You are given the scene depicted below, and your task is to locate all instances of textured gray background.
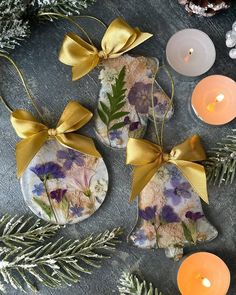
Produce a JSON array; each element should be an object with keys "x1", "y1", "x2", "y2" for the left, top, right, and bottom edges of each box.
[{"x1": 0, "y1": 0, "x2": 236, "y2": 294}]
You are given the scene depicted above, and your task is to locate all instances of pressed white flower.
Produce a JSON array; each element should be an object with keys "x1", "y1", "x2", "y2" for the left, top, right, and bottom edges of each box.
[
  {"x1": 99, "y1": 68, "x2": 119, "y2": 86},
  {"x1": 90, "y1": 179, "x2": 107, "y2": 196},
  {"x1": 153, "y1": 166, "x2": 170, "y2": 187}
]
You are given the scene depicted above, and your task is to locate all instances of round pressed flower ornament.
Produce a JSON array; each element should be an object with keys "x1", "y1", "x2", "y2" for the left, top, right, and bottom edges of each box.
[
  {"x1": 21, "y1": 140, "x2": 108, "y2": 225},
  {"x1": 0, "y1": 53, "x2": 108, "y2": 225}
]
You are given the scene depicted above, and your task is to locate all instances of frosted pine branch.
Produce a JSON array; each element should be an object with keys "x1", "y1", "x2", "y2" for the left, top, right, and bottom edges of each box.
[
  {"x1": 35, "y1": 0, "x2": 96, "y2": 15},
  {"x1": 0, "y1": 227, "x2": 122, "y2": 293},
  {"x1": 0, "y1": 215, "x2": 60, "y2": 248},
  {"x1": 204, "y1": 129, "x2": 236, "y2": 186},
  {"x1": 0, "y1": 0, "x2": 96, "y2": 53},
  {"x1": 118, "y1": 272, "x2": 163, "y2": 295},
  {"x1": 0, "y1": 20, "x2": 29, "y2": 52}
]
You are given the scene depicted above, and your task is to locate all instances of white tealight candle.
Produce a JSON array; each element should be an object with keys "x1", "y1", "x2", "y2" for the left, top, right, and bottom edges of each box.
[{"x1": 166, "y1": 29, "x2": 216, "y2": 77}]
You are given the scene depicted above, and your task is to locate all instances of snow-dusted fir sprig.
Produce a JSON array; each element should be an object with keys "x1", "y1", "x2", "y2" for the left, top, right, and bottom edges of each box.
[
  {"x1": 35, "y1": 0, "x2": 96, "y2": 15},
  {"x1": 204, "y1": 129, "x2": 236, "y2": 186},
  {"x1": 0, "y1": 0, "x2": 30, "y2": 52},
  {"x1": 0, "y1": 20, "x2": 29, "y2": 52},
  {"x1": 118, "y1": 272, "x2": 163, "y2": 295},
  {"x1": 0, "y1": 227, "x2": 122, "y2": 293},
  {"x1": 0, "y1": 0, "x2": 96, "y2": 53},
  {"x1": 0, "y1": 215, "x2": 60, "y2": 248}
]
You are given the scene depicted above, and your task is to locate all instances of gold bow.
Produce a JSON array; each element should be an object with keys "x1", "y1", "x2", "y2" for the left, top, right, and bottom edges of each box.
[
  {"x1": 11, "y1": 101, "x2": 101, "y2": 178},
  {"x1": 126, "y1": 135, "x2": 209, "y2": 204},
  {"x1": 59, "y1": 18, "x2": 153, "y2": 80}
]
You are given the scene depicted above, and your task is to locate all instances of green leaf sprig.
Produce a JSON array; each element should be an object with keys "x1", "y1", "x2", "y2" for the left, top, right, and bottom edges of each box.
[{"x1": 98, "y1": 66, "x2": 129, "y2": 132}]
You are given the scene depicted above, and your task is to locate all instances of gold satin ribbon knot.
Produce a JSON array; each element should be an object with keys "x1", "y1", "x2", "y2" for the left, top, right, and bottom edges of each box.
[
  {"x1": 59, "y1": 18, "x2": 153, "y2": 80},
  {"x1": 126, "y1": 135, "x2": 209, "y2": 204},
  {"x1": 11, "y1": 101, "x2": 101, "y2": 178}
]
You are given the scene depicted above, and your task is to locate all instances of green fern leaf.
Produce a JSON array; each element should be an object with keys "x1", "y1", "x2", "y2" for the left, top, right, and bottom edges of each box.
[
  {"x1": 110, "y1": 122, "x2": 127, "y2": 131},
  {"x1": 110, "y1": 111, "x2": 130, "y2": 121},
  {"x1": 100, "y1": 101, "x2": 110, "y2": 116},
  {"x1": 98, "y1": 66, "x2": 129, "y2": 132},
  {"x1": 97, "y1": 108, "x2": 108, "y2": 125}
]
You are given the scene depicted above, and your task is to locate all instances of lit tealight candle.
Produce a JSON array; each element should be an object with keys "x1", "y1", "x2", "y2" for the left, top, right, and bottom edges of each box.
[
  {"x1": 177, "y1": 252, "x2": 230, "y2": 295},
  {"x1": 166, "y1": 29, "x2": 216, "y2": 77},
  {"x1": 192, "y1": 75, "x2": 236, "y2": 125}
]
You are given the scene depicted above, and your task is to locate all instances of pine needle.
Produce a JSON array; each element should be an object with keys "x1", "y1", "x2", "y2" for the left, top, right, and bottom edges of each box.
[
  {"x1": 0, "y1": 227, "x2": 122, "y2": 293},
  {"x1": 0, "y1": 0, "x2": 97, "y2": 53},
  {"x1": 0, "y1": 214, "x2": 60, "y2": 248},
  {"x1": 204, "y1": 129, "x2": 236, "y2": 186},
  {"x1": 118, "y1": 272, "x2": 163, "y2": 295}
]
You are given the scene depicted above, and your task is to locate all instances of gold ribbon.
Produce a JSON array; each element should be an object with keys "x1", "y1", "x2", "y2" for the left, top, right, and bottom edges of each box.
[
  {"x1": 59, "y1": 18, "x2": 153, "y2": 80},
  {"x1": 11, "y1": 101, "x2": 101, "y2": 178},
  {"x1": 126, "y1": 135, "x2": 209, "y2": 204}
]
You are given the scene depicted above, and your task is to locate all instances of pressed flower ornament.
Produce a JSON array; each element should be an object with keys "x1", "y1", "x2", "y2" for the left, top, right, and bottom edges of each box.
[
  {"x1": 59, "y1": 17, "x2": 173, "y2": 149},
  {"x1": 0, "y1": 54, "x2": 108, "y2": 225},
  {"x1": 126, "y1": 69, "x2": 218, "y2": 260}
]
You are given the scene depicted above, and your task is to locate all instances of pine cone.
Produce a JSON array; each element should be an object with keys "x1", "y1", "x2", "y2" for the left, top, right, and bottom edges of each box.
[{"x1": 178, "y1": 0, "x2": 231, "y2": 17}]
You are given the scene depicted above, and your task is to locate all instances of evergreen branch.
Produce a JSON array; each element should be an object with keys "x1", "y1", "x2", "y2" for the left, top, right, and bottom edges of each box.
[
  {"x1": 118, "y1": 272, "x2": 163, "y2": 295},
  {"x1": 98, "y1": 66, "x2": 129, "y2": 131},
  {"x1": 0, "y1": 215, "x2": 60, "y2": 248},
  {"x1": 36, "y1": 0, "x2": 97, "y2": 16},
  {"x1": 0, "y1": 0, "x2": 96, "y2": 53},
  {"x1": 0, "y1": 20, "x2": 29, "y2": 53},
  {"x1": 203, "y1": 129, "x2": 236, "y2": 186},
  {"x1": 0, "y1": 227, "x2": 122, "y2": 293}
]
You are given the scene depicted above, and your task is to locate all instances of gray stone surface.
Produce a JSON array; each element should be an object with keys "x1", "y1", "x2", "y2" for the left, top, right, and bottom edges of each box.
[{"x1": 0, "y1": 1, "x2": 236, "y2": 294}]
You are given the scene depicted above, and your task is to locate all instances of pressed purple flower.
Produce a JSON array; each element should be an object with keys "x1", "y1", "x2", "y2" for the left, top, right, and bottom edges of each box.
[
  {"x1": 169, "y1": 166, "x2": 182, "y2": 185},
  {"x1": 57, "y1": 149, "x2": 85, "y2": 170},
  {"x1": 70, "y1": 205, "x2": 84, "y2": 217},
  {"x1": 128, "y1": 82, "x2": 157, "y2": 114},
  {"x1": 161, "y1": 205, "x2": 180, "y2": 223},
  {"x1": 133, "y1": 229, "x2": 147, "y2": 245},
  {"x1": 124, "y1": 116, "x2": 131, "y2": 125},
  {"x1": 32, "y1": 183, "x2": 45, "y2": 196},
  {"x1": 124, "y1": 116, "x2": 139, "y2": 131},
  {"x1": 185, "y1": 211, "x2": 204, "y2": 221},
  {"x1": 31, "y1": 162, "x2": 65, "y2": 181},
  {"x1": 129, "y1": 122, "x2": 139, "y2": 131},
  {"x1": 164, "y1": 177, "x2": 191, "y2": 205},
  {"x1": 50, "y1": 189, "x2": 67, "y2": 203},
  {"x1": 156, "y1": 100, "x2": 168, "y2": 115},
  {"x1": 109, "y1": 130, "x2": 122, "y2": 141},
  {"x1": 139, "y1": 206, "x2": 157, "y2": 221}
]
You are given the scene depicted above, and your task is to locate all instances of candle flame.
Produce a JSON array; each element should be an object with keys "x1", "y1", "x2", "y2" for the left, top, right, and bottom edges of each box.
[
  {"x1": 207, "y1": 93, "x2": 225, "y2": 112},
  {"x1": 216, "y1": 93, "x2": 225, "y2": 102},
  {"x1": 202, "y1": 277, "x2": 211, "y2": 288},
  {"x1": 184, "y1": 48, "x2": 194, "y2": 63},
  {"x1": 189, "y1": 48, "x2": 194, "y2": 55}
]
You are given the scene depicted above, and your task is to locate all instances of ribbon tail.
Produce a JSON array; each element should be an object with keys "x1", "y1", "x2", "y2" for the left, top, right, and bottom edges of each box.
[
  {"x1": 16, "y1": 131, "x2": 48, "y2": 178},
  {"x1": 72, "y1": 56, "x2": 99, "y2": 80},
  {"x1": 170, "y1": 160, "x2": 209, "y2": 204},
  {"x1": 129, "y1": 161, "x2": 161, "y2": 202},
  {"x1": 56, "y1": 133, "x2": 101, "y2": 158}
]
